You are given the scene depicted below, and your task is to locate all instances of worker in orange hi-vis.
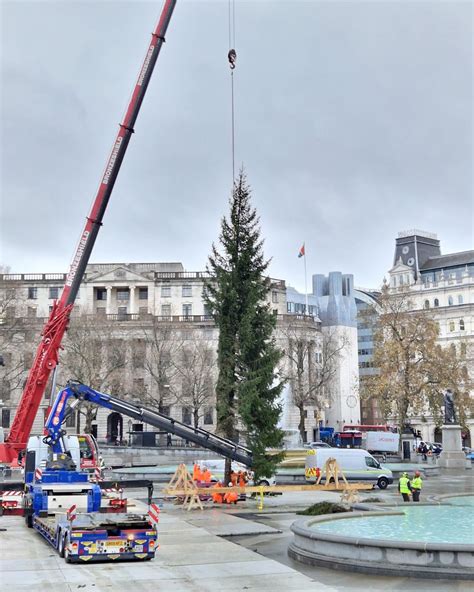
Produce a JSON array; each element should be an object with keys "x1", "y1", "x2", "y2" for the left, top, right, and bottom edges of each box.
[
  {"x1": 237, "y1": 471, "x2": 247, "y2": 487},
  {"x1": 193, "y1": 463, "x2": 201, "y2": 482},
  {"x1": 230, "y1": 470, "x2": 238, "y2": 486},
  {"x1": 212, "y1": 481, "x2": 224, "y2": 504},
  {"x1": 224, "y1": 482, "x2": 238, "y2": 505},
  {"x1": 200, "y1": 466, "x2": 212, "y2": 483}
]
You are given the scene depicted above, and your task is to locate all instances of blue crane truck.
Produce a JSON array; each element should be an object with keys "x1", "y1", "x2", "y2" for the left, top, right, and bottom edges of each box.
[
  {"x1": 21, "y1": 379, "x2": 253, "y2": 563},
  {"x1": 23, "y1": 449, "x2": 159, "y2": 563}
]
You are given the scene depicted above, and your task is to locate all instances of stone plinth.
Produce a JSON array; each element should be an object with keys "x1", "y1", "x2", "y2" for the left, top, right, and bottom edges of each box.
[{"x1": 438, "y1": 425, "x2": 466, "y2": 469}]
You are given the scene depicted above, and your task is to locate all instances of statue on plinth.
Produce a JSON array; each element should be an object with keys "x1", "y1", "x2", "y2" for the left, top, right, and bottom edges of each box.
[{"x1": 443, "y1": 389, "x2": 456, "y2": 424}]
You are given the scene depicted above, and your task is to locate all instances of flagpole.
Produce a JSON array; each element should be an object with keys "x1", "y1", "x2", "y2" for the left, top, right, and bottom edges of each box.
[{"x1": 304, "y1": 242, "x2": 308, "y2": 314}]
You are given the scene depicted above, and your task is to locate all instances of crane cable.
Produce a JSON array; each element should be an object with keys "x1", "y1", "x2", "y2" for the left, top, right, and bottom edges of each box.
[{"x1": 227, "y1": 0, "x2": 236, "y2": 182}]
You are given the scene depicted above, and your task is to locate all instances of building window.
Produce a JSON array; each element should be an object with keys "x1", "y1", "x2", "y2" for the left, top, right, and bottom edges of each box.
[
  {"x1": 96, "y1": 307, "x2": 106, "y2": 316},
  {"x1": 49, "y1": 287, "x2": 59, "y2": 299},
  {"x1": 399, "y1": 275, "x2": 404, "y2": 286},
  {"x1": 161, "y1": 304, "x2": 171, "y2": 317},
  {"x1": 161, "y1": 405, "x2": 171, "y2": 417},
  {"x1": 449, "y1": 321, "x2": 455, "y2": 332},
  {"x1": 459, "y1": 319, "x2": 465, "y2": 331},
  {"x1": 458, "y1": 295, "x2": 463, "y2": 305},
  {"x1": 116, "y1": 288, "x2": 130, "y2": 301},
  {"x1": 182, "y1": 285, "x2": 192, "y2": 297},
  {"x1": 117, "y1": 306, "x2": 128, "y2": 319},
  {"x1": 49, "y1": 305, "x2": 54, "y2": 314},
  {"x1": 182, "y1": 406, "x2": 192, "y2": 425},
  {"x1": 434, "y1": 299, "x2": 439, "y2": 307},
  {"x1": 96, "y1": 288, "x2": 107, "y2": 301},
  {"x1": 203, "y1": 407, "x2": 213, "y2": 425},
  {"x1": 203, "y1": 305, "x2": 212, "y2": 319},
  {"x1": 448, "y1": 296, "x2": 453, "y2": 306},
  {"x1": 139, "y1": 306, "x2": 148, "y2": 316},
  {"x1": 182, "y1": 304, "x2": 192, "y2": 318},
  {"x1": 161, "y1": 286, "x2": 171, "y2": 298},
  {"x1": 272, "y1": 291, "x2": 278, "y2": 303},
  {"x1": 1, "y1": 409, "x2": 10, "y2": 428},
  {"x1": 424, "y1": 300, "x2": 430, "y2": 309},
  {"x1": 27, "y1": 306, "x2": 37, "y2": 318},
  {"x1": 27, "y1": 287, "x2": 38, "y2": 299},
  {"x1": 287, "y1": 302, "x2": 294, "y2": 313},
  {"x1": 138, "y1": 287, "x2": 148, "y2": 300}
]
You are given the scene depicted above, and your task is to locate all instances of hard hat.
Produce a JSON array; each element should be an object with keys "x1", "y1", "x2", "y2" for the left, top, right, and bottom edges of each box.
[
  {"x1": 402, "y1": 472, "x2": 408, "y2": 477},
  {"x1": 228, "y1": 482, "x2": 233, "y2": 487}
]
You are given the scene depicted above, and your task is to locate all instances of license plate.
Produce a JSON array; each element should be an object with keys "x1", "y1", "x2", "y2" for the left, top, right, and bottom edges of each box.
[{"x1": 134, "y1": 545, "x2": 143, "y2": 552}]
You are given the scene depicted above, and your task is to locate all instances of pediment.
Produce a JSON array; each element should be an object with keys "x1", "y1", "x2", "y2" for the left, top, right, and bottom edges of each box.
[
  {"x1": 86, "y1": 265, "x2": 152, "y2": 283},
  {"x1": 388, "y1": 257, "x2": 413, "y2": 275}
]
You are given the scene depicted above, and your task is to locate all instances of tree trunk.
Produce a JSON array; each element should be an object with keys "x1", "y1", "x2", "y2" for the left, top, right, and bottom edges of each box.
[
  {"x1": 193, "y1": 407, "x2": 199, "y2": 429},
  {"x1": 298, "y1": 404, "x2": 306, "y2": 443}
]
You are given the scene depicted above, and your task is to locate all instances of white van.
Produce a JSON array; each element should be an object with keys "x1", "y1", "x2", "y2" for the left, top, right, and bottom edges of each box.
[{"x1": 305, "y1": 448, "x2": 393, "y2": 489}]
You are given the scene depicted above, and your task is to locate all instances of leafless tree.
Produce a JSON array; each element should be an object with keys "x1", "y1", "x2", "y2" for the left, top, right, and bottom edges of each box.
[
  {"x1": 0, "y1": 279, "x2": 29, "y2": 416},
  {"x1": 171, "y1": 341, "x2": 216, "y2": 428},
  {"x1": 281, "y1": 320, "x2": 347, "y2": 441},
  {"x1": 143, "y1": 319, "x2": 180, "y2": 413},
  {"x1": 59, "y1": 316, "x2": 126, "y2": 433}
]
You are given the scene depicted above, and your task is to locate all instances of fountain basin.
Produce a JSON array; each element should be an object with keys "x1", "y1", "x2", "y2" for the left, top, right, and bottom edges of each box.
[{"x1": 289, "y1": 505, "x2": 474, "y2": 580}]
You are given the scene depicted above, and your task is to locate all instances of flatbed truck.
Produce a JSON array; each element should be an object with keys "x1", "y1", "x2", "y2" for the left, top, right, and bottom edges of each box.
[{"x1": 23, "y1": 457, "x2": 159, "y2": 563}]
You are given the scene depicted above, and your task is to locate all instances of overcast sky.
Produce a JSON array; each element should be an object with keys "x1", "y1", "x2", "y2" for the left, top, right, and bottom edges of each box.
[{"x1": 1, "y1": 0, "x2": 472, "y2": 291}]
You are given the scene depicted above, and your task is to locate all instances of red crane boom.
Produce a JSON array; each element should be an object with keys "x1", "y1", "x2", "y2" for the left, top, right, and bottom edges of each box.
[{"x1": 0, "y1": 0, "x2": 177, "y2": 464}]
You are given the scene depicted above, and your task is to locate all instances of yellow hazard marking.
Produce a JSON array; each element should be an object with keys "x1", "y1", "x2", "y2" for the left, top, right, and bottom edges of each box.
[
  {"x1": 79, "y1": 556, "x2": 92, "y2": 562},
  {"x1": 134, "y1": 553, "x2": 147, "y2": 559},
  {"x1": 108, "y1": 554, "x2": 120, "y2": 560},
  {"x1": 306, "y1": 449, "x2": 316, "y2": 455},
  {"x1": 71, "y1": 533, "x2": 83, "y2": 538},
  {"x1": 136, "y1": 539, "x2": 146, "y2": 544}
]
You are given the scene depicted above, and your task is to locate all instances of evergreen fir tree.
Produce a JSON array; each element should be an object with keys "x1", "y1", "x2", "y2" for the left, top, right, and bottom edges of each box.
[{"x1": 205, "y1": 171, "x2": 284, "y2": 480}]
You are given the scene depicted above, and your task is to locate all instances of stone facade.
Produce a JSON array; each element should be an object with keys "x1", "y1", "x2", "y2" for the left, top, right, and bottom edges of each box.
[
  {"x1": 386, "y1": 230, "x2": 474, "y2": 444},
  {"x1": 0, "y1": 263, "x2": 323, "y2": 444}
]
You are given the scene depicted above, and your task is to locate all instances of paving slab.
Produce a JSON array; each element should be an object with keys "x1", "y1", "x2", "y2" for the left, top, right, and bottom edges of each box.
[
  {"x1": 183, "y1": 507, "x2": 280, "y2": 536},
  {"x1": 0, "y1": 500, "x2": 323, "y2": 592}
]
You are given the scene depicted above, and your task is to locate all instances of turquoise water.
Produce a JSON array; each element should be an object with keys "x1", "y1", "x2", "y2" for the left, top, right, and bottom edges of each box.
[
  {"x1": 444, "y1": 495, "x2": 474, "y2": 507},
  {"x1": 312, "y1": 506, "x2": 474, "y2": 545}
]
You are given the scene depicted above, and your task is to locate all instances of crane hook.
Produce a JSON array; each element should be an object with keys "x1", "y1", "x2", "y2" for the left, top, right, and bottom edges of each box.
[{"x1": 228, "y1": 48, "x2": 236, "y2": 70}]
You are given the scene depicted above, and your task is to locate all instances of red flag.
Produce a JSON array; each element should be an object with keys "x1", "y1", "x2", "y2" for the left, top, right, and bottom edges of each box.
[{"x1": 298, "y1": 244, "x2": 305, "y2": 258}]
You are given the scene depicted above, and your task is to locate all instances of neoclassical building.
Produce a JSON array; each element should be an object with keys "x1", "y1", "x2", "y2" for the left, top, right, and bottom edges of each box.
[
  {"x1": 0, "y1": 262, "x2": 322, "y2": 444},
  {"x1": 386, "y1": 230, "x2": 474, "y2": 444}
]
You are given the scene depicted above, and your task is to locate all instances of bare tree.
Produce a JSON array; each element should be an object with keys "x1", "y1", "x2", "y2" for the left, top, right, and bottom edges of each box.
[
  {"x1": 59, "y1": 317, "x2": 126, "y2": 433},
  {"x1": 143, "y1": 319, "x2": 179, "y2": 413},
  {"x1": 282, "y1": 320, "x2": 347, "y2": 442},
  {"x1": 171, "y1": 341, "x2": 215, "y2": 428},
  {"x1": 0, "y1": 280, "x2": 28, "y2": 416}
]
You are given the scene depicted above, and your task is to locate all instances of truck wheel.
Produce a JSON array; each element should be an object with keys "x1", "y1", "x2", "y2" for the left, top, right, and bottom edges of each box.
[
  {"x1": 58, "y1": 531, "x2": 65, "y2": 558},
  {"x1": 377, "y1": 477, "x2": 389, "y2": 490},
  {"x1": 25, "y1": 512, "x2": 33, "y2": 528}
]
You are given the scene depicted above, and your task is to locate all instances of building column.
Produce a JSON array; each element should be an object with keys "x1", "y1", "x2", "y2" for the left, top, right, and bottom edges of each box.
[
  {"x1": 106, "y1": 286, "x2": 113, "y2": 315},
  {"x1": 129, "y1": 286, "x2": 136, "y2": 315}
]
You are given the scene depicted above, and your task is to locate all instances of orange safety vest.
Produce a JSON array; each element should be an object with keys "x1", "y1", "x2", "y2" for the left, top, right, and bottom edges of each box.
[
  {"x1": 201, "y1": 469, "x2": 211, "y2": 483},
  {"x1": 224, "y1": 489, "x2": 238, "y2": 504},
  {"x1": 212, "y1": 482, "x2": 224, "y2": 503},
  {"x1": 230, "y1": 472, "x2": 238, "y2": 486},
  {"x1": 193, "y1": 464, "x2": 201, "y2": 481}
]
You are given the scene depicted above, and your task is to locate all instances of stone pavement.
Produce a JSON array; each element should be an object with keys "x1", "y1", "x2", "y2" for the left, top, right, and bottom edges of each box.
[{"x1": 0, "y1": 500, "x2": 332, "y2": 592}]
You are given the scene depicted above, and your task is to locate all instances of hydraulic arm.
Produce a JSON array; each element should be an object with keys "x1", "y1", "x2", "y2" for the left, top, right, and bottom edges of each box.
[
  {"x1": 46, "y1": 381, "x2": 253, "y2": 467},
  {"x1": 0, "y1": 0, "x2": 177, "y2": 463}
]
